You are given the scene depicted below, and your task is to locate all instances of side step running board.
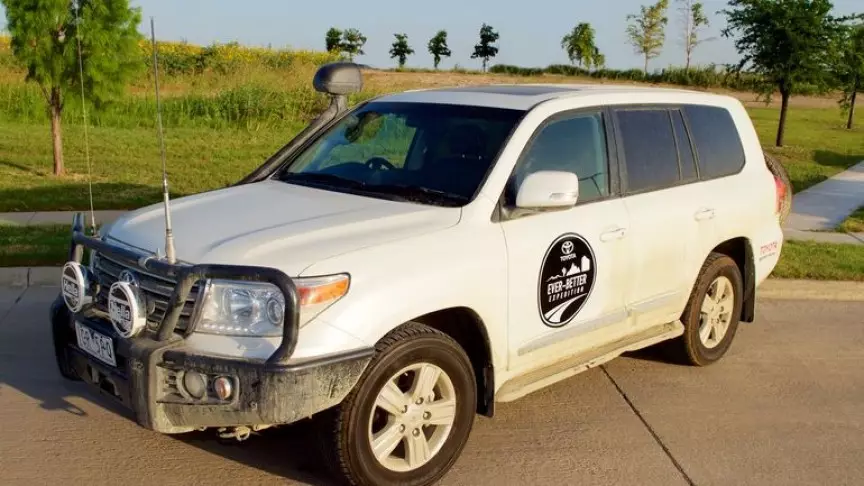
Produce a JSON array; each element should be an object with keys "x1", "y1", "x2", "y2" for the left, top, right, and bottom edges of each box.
[{"x1": 496, "y1": 321, "x2": 684, "y2": 403}]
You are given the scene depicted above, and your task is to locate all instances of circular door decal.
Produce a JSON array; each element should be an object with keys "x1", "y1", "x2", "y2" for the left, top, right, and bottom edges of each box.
[{"x1": 538, "y1": 233, "x2": 597, "y2": 328}]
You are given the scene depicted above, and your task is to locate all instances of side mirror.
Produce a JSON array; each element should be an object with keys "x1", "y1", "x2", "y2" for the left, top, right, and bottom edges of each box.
[
  {"x1": 313, "y1": 62, "x2": 363, "y2": 96},
  {"x1": 516, "y1": 171, "x2": 580, "y2": 209}
]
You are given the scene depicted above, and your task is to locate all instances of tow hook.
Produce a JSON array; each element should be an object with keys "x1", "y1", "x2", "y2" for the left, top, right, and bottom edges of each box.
[{"x1": 217, "y1": 424, "x2": 274, "y2": 442}]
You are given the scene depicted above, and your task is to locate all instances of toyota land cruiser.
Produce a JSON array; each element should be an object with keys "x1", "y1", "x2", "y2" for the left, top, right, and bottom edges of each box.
[{"x1": 51, "y1": 62, "x2": 788, "y2": 486}]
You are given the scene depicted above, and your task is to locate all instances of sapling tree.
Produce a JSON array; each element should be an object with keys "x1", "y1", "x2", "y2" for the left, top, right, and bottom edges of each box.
[
  {"x1": 427, "y1": 30, "x2": 452, "y2": 70},
  {"x1": 471, "y1": 23, "x2": 499, "y2": 72},
  {"x1": 2, "y1": 0, "x2": 143, "y2": 175},
  {"x1": 389, "y1": 33, "x2": 414, "y2": 68}
]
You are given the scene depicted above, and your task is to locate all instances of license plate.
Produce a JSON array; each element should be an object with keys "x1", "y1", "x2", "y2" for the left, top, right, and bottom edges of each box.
[{"x1": 75, "y1": 321, "x2": 117, "y2": 367}]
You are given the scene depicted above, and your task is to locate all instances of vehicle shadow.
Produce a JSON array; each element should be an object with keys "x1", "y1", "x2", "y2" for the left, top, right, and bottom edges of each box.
[
  {"x1": 621, "y1": 344, "x2": 685, "y2": 366},
  {"x1": 176, "y1": 420, "x2": 339, "y2": 486},
  {"x1": 0, "y1": 287, "x2": 337, "y2": 485}
]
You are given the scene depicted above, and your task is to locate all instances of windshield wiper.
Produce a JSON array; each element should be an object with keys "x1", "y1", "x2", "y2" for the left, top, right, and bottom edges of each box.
[
  {"x1": 365, "y1": 184, "x2": 469, "y2": 206},
  {"x1": 279, "y1": 172, "x2": 366, "y2": 189}
]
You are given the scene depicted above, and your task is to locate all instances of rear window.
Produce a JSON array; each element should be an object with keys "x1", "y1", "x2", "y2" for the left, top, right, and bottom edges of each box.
[{"x1": 683, "y1": 105, "x2": 746, "y2": 179}]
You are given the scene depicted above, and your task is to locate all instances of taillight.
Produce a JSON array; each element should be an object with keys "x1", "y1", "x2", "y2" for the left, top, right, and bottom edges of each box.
[{"x1": 774, "y1": 175, "x2": 786, "y2": 216}]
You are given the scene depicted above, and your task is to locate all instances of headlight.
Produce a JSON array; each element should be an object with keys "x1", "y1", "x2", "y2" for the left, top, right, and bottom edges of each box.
[{"x1": 195, "y1": 274, "x2": 349, "y2": 337}]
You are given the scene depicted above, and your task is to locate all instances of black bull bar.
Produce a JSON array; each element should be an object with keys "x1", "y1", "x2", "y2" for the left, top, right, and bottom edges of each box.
[{"x1": 67, "y1": 213, "x2": 300, "y2": 366}]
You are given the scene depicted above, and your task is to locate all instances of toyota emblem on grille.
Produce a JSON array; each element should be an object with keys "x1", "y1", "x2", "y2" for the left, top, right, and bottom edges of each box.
[{"x1": 118, "y1": 269, "x2": 140, "y2": 288}]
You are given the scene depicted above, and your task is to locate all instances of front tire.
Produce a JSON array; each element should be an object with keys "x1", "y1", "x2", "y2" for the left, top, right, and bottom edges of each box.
[
  {"x1": 667, "y1": 253, "x2": 743, "y2": 366},
  {"x1": 319, "y1": 323, "x2": 477, "y2": 486}
]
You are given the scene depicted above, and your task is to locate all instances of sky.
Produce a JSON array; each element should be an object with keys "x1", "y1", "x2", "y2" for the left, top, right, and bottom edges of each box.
[{"x1": 1, "y1": 0, "x2": 861, "y2": 71}]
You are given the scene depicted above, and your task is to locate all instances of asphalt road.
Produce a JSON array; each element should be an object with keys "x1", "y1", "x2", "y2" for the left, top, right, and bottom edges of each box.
[{"x1": 1, "y1": 286, "x2": 862, "y2": 486}]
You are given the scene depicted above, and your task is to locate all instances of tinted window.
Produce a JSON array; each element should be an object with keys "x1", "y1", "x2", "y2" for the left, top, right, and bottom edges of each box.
[
  {"x1": 616, "y1": 110, "x2": 680, "y2": 193},
  {"x1": 513, "y1": 112, "x2": 610, "y2": 203},
  {"x1": 683, "y1": 105, "x2": 746, "y2": 179},
  {"x1": 671, "y1": 110, "x2": 698, "y2": 182}
]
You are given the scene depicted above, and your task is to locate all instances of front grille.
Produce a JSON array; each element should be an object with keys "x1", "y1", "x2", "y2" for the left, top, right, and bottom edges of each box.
[{"x1": 92, "y1": 254, "x2": 202, "y2": 334}]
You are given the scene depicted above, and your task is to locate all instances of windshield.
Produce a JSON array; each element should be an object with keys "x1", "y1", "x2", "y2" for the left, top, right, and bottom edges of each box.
[{"x1": 276, "y1": 102, "x2": 523, "y2": 206}]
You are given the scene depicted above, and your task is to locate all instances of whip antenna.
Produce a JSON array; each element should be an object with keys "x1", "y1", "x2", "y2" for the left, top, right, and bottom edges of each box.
[
  {"x1": 74, "y1": 1, "x2": 96, "y2": 234},
  {"x1": 149, "y1": 17, "x2": 176, "y2": 264}
]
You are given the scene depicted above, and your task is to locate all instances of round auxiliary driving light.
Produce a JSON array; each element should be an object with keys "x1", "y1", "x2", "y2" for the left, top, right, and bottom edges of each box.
[
  {"x1": 61, "y1": 262, "x2": 92, "y2": 312},
  {"x1": 108, "y1": 281, "x2": 147, "y2": 338},
  {"x1": 213, "y1": 376, "x2": 234, "y2": 401},
  {"x1": 183, "y1": 371, "x2": 207, "y2": 400}
]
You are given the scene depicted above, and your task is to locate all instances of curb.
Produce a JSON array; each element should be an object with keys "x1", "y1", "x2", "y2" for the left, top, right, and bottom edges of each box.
[
  {"x1": 1, "y1": 266, "x2": 862, "y2": 301},
  {"x1": 0, "y1": 267, "x2": 61, "y2": 288},
  {"x1": 783, "y1": 229, "x2": 864, "y2": 246},
  {"x1": 758, "y1": 279, "x2": 864, "y2": 302}
]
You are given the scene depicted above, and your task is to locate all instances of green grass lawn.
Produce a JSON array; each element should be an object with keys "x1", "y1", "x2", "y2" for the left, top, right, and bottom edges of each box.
[
  {"x1": 0, "y1": 120, "x2": 301, "y2": 211},
  {"x1": 3, "y1": 226, "x2": 863, "y2": 283},
  {"x1": 772, "y1": 241, "x2": 864, "y2": 281},
  {"x1": 0, "y1": 224, "x2": 70, "y2": 267},
  {"x1": 837, "y1": 206, "x2": 864, "y2": 234},
  {"x1": 0, "y1": 105, "x2": 861, "y2": 213},
  {"x1": 748, "y1": 107, "x2": 864, "y2": 193}
]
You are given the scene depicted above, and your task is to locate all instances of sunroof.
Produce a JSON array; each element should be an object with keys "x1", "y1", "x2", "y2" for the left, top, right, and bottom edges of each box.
[{"x1": 441, "y1": 85, "x2": 579, "y2": 96}]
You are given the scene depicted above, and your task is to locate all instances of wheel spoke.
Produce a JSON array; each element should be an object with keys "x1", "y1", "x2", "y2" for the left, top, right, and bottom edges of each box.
[
  {"x1": 376, "y1": 380, "x2": 407, "y2": 416},
  {"x1": 701, "y1": 296, "x2": 714, "y2": 315},
  {"x1": 717, "y1": 295, "x2": 733, "y2": 314},
  {"x1": 715, "y1": 319, "x2": 729, "y2": 340},
  {"x1": 699, "y1": 320, "x2": 713, "y2": 344},
  {"x1": 371, "y1": 422, "x2": 404, "y2": 461},
  {"x1": 708, "y1": 279, "x2": 718, "y2": 299},
  {"x1": 412, "y1": 364, "x2": 441, "y2": 402},
  {"x1": 424, "y1": 398, "x2": 457, "y2": 426},
  {"x1": 717, "y1": 279, "x2": 730, "y2": 301},
  {"x1": 406, "y1": 430, "x2": 432, "y2": 468}
]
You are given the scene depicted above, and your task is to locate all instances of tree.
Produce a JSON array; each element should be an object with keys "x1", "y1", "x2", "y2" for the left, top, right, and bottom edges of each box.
[
  {"x1": 626, "y1": 0, "x2": 670, "y2": 74},
  {"x1": 722, "y1": 0, "x2": 850, "y2": 147},
  {"x1": 677, "y1": 0, "x2": 712, "y2": 70},
  {"x1": 325, "y1": 27, "x2": 342, "y2": 53},
  {"x1": 561, "y1": 23, "x2": 605, "y2": 70},
  {"x1": 2, "y1": 0, "x2": 142, "y2": 175},
  {"x1": 471, "y1": 23, "x2": 499, "y2": 72},
  {"x1": 427, "y1": 30, "x2": 452, "y2": 70},
  {"x1": 389, "y1": 33, "x2": 414, "y2": 68},
  {"x1": 340, "y1": 28, "x2": 367, "y2": 61},
  {"x1": 836, "y1": 24, "x2": 864, "y2": 129}
]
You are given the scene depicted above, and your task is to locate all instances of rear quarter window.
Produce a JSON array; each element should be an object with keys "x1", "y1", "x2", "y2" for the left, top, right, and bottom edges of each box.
[{"x1": 683, "y1": 105, "x2": 746, "y2": 179}]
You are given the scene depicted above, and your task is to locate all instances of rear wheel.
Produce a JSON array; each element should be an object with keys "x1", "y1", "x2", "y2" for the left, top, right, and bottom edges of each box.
[
  {"x1": 666, "y1": 253, "x2": 743, "y2": 366},
  {"x1": 318, "y1": 323, "x2": 477, "y2": 486}
]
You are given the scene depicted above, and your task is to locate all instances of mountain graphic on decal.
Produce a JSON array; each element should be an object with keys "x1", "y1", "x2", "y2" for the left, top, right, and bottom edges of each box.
[{"x1": 561, "y1": 256, "x2": 592, "y2": 277}]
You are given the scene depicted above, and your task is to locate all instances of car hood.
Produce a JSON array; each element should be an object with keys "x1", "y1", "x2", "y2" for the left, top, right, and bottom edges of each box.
[{"x1": 104, "y1": 180, "x2": 461, "y2": 275}]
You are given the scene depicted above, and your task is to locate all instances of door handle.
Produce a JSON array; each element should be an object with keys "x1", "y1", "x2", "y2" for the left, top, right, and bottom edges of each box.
[
  {"x1": 694, "y1": 208, "x2": 716, "y2": 221},
  {"x1": 600, "y1": 227, "x2": 627, "y2": 242}
]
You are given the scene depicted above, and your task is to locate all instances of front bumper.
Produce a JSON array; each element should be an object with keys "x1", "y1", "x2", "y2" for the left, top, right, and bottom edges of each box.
[
  {"x1": 53, "y1": 213, "x2": 373, "y2": 433},
  {"x1": 52, "y1": 298, "x2": 373, "y2": 433}
]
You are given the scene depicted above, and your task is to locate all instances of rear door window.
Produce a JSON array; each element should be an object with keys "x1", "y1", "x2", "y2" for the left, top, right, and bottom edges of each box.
[
  {"x1": 683, "y1": 105, "x2": 746, "y2": 179},
  {"x1": 615, "y1": 109, "x2": 680, "y2": 193}
]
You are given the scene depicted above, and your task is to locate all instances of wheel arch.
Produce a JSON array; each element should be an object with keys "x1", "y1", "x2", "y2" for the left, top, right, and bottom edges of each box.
[
  {"x1": 710, "y1": 237, "x2": 756, "y2": 323},
  {"x1": 410, "y1": 307, "x2": 496, "y2": 418}
]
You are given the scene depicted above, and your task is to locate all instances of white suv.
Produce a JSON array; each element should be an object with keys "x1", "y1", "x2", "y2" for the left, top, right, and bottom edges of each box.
[{"x1": 52, "y1": 63, "x2": 787, "y2": 486}]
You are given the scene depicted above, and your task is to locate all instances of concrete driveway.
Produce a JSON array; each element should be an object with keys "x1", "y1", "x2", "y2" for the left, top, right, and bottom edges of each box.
[{"x1": 0, "y1": 286, "x2": 861, "y2": 485}]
